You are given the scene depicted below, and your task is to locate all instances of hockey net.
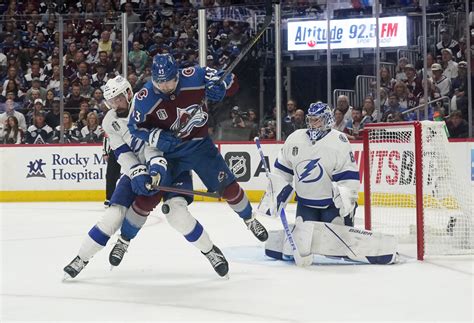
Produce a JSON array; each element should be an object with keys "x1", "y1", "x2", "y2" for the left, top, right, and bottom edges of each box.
[{"x1": 363, "y1": 121, "x2": 473, "y2": 260}]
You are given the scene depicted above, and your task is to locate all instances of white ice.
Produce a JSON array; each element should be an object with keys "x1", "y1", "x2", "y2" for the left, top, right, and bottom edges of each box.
[{"x1": 1, "y1": 202, "x2": 473, "y2": 322}]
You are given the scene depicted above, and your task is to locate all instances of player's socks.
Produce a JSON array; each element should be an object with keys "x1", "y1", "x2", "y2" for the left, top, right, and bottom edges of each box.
[
  {"x1": 244, "y1": 213, "x2": 268, "y2": 242},
  {"x1": 202, "y1": 245, "x2": 229, "y2": 277},
  {"x1": 109, "y1": 236, "x2": 130, "y2": 266},
  {"x1": 63, "y1": 256, "x2": 89, "y2": 279}
]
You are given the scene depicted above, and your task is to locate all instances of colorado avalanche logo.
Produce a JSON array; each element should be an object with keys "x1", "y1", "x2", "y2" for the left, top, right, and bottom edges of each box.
[
  {"x1": 296, "y1": 158, "x2": 324, "y2": 183},
  {"x1": 171, "y1": 104, "x2": 208, "y2": 137}
]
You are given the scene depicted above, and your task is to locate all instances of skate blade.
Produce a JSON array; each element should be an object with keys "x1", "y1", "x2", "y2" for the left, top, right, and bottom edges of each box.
[
  {"x1": 62, "y1": 273, "x2": 73, "y2": 282},
  {"x1": 221, "y1": 274, "x2": 230, "y2": 280},
  {"x1": 110, "y1": 265, "x2": 115, "y2": 271}
]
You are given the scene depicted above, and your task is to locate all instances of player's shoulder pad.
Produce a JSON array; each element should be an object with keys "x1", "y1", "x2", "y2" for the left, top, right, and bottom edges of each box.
[
  {"x1": 102, "y1": 110, "x2": 119, "y2": 133},
  {"x1": 131, "y1": 82, "x2": 162, "y2": 122}
]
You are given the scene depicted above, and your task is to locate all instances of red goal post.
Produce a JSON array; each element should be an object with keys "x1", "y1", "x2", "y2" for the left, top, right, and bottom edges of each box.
[{"x1": 362, "y1": 121, "x2": 473, "y2": 260}]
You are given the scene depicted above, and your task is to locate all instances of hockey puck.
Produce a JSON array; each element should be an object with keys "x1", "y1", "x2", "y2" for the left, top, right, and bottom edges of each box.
[{"x1": 161, "y1": 204, "x2": 170, "y2": 214}]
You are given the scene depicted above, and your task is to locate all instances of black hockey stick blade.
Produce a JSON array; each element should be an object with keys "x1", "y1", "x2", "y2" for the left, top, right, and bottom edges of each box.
[{"x1": 146, "y1": 183, "x2": 222, "y2": 199}]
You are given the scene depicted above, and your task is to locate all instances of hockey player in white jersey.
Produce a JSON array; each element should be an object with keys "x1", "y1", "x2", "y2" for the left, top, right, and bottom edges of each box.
[
  {"x1": 64, "y1": 76, "x2": 229, "y2": 279},
  {"x1": 260, "y1": 102, "x2": 398, "y2": 265}
]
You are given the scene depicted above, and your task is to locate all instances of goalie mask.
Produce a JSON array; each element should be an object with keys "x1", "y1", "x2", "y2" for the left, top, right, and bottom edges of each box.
[
  {"x1": 306, "y1": 102, "x2": 335, "y2": 141},
  {"x1": 152, "y1": 53, "x2": 179, "y2": 95},
  {"x1": 103, "y1": 75, "x2": 133, "y2": 117}
]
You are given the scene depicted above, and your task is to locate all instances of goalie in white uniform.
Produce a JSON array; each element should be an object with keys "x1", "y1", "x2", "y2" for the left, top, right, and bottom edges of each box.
[
  {"x1": 64, "y1": 76, "x2": 229, "y2": 279},
  {"x1": 261, "y1": 102, "x2": 398, "y2": 264}
]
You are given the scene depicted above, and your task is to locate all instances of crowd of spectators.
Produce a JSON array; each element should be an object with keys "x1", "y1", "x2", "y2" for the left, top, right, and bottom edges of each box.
[
  {"x1": 0, "y1": 1, "x2": 471, "y2": 144},
  {"x1": 0, "y1": 0, "x2": 256, "y2": 144}
]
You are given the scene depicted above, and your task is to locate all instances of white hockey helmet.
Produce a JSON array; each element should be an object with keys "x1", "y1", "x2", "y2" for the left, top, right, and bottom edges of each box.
[{"x1": 103, "y1": 75, "x2": 133, "y2": 110}]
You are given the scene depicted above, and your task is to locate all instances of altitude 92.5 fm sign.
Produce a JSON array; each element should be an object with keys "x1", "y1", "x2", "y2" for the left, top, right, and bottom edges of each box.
[{"x1": 287, "y1": 16, "x2": 407, "y2": 51}]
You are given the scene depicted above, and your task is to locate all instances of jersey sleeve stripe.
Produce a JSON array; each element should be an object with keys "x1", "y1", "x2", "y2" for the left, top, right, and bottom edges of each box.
[
  {"x1": 114, "y1": 143, "x2": 132, "y2": 159},
  {"x1": 295, "y1": 195, "x2": 333, "y2": 207},
  {"x1": 275, "y1": 159, "x2": 294, "y2": 175},
  {"x1": 332, "y1": 171, "x2": 360, "y2": 182}
]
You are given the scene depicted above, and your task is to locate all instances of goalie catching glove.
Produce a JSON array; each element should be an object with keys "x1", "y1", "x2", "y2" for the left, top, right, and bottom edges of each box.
[
  {"x1": 332, "y1": 182, "x2": 358, "y2": 223},
  {"x1": 257, "y1": 172, "x2": 294, "y2": 218}
]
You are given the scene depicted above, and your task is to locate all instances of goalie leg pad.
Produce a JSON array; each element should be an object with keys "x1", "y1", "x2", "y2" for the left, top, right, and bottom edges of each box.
[
  {"x1": 78, "y1": 205, "x2": 127, "y2": 261},
  {"x1": 264, "y1": 218, "x2": 314, "y2": 261},
  {"x1": 311, "y1": 222, "x2": 398, "y2": 264},
  {"x1": 120, "y1": 203, "x2": 149, "y2": 241},
  {"x1": 164, "y1": 196, "x2": 213, "y2": 253}
]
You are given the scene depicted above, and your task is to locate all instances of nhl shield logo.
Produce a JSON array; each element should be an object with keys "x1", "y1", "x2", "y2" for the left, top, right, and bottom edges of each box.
[
  {"x1": 156, "y1": 109, "x2": 168, "y2": 120},
  {"x1": 224, "y1": 152, "x2": 251, "y2": 182},
  {"x1": 292, "y1": 146, "x2": 299, "y2": 156}
]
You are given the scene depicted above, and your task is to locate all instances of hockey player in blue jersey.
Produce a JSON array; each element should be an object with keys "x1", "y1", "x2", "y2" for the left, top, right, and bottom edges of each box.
[
  {"x1": 64, "y1": 76, "x2": 229, "y2": 279},
  {"x1": 260, "y1": 102, "x2": 398, "y2": 265},
  {"x1": 127, "y1": 53, "x2": 268, "y2": 243}
]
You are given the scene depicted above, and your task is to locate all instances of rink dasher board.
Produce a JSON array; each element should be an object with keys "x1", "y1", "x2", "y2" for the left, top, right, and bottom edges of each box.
[{"x1": 0, "y1": 140, "x2": 472, "y2": 202}]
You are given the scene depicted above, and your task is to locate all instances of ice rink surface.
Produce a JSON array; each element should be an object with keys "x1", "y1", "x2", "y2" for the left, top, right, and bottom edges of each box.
[{"x1": 1, "y1": 202, "x2": 473, "y2": 322}]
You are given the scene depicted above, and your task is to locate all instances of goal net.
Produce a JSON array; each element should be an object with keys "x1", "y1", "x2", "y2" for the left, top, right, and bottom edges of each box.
[{"x1": 363, "y1": 121, "x2": 473, "y2": 260}]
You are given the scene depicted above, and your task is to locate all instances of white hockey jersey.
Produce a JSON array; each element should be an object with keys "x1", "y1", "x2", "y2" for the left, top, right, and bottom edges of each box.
[
  {"x1": 102, "y1": 109, "x2": 158, "y2": 177},
  {"x1": 274, "y1": 129, "x2": 359, "y2": 208}
]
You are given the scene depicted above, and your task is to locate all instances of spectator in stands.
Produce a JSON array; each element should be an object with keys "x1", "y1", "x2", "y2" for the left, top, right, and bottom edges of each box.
[
  {"x1": 91, "y1": 63, "x2": 109, "y2": 89},
  {"x1": 382, "y1": 93, "x2": 407, "y2": 122},
  {"x1": 80, "y1": 75, "x2": 94, "y2": 99},
  {"x1": 420, "y1": 52, "x2": 435, "y2": 79},
  {"x1": 336, "y1": 94, "x2": 354, "y2": 124},
  {"x1": 129, "y1": 41, "x2": 149, "y2": 75},
  {"x1": 380, "y1": 66, "x2": 396, "y2": 92},
  {"x1": 361, "y1": 97, "x2": 379, "y2": 123},
  {"x1": 450, "y1": 61, "x2": 468, "y2": 120},
  {"x1": 26, "y1": 78, "x2": 47, "y2": 101},
  {"x1": 46, "y1": 65, "x2": 60, "y2": 95},
  {"x1": 86, "y1": 39, "x2": 100, "y2": 65},
  {"x1": 65, "y1": 83, "x2": 85, "y2": 119},
  {"x1": 435, "y1": 27, "x2": 459, "y2": 57},
  {"x1": 0, "y1": 99, "x2": 26, "y2": 131},
  {"x1": 283, "y1": 99, "x2": 297, "y2": 125},
  {"x1": 395, "y1": 57, "x2": 409, "y2": 81},
  {"x1": 333, "y1": 108, "x2": 347, "y2": 132},
  {"x1": 81, "y1": 111, "x2": 104, "y2": 143},
  {"x1": 76, "y1": 100, "x2": 91, "y2": 130},
  {"x1": 44, "y1": 89, "x2": 55, "y2": 110},
  {"x1": 1, "y1": 79, "x2": 24, "y2": 102},
  {"x1": 25, "y1": 111, "x2": 53, "y2": 144},
  {"x1": 283, "y1": 108, "x2": 306, "y2": 139},
  {"x1": 440, "y1": 48, "x2": 458, "y2": 80},
  {"x1": 344, "y1": 107, "x2": 364, "y2": 140},
  {"x1": 431, "y1": 63, "x2": 451, "y2": 97},
  {"x1": 455, "y1": 37, "x2": 467, "y2": 62},
  {"x1": 24, "y1": 64, "x2": 47, "y2": 89},
  {"x1": 393, "y1": 81, "x2": 417, "y2": 111},
  {"x1": 45, "y1": 98, "x2": 60, "y2": 129},
  {"x1": 98, "y1": 31, "x2": 113, "y2": 55},
  {"x1": 26, "y1": 98, "x2": 46, "y2": 126},
  {"x1": 404, "y1": 64, "x2": 423, "y2": 97},
  {"x1": 446, "y1": 111, "x2": 468, "y2": 138},
  {"x1": 245, "y1": 108, "x2": 259, "y2": 140},
  {"x1": 52, "y1": 111, "x2": 81, "y2": 143},
  {"x1": 259, "y1": 120, "x2": 276, "y2": 141},
  {"x1": 1, "y1": 115, "x2": 23, "y2": 144},
  {"x1": 230, "y1": 106, "x2": 246, "y2": 128},
  {"x1": 123, "y1": 2, "x2": 141, "y2": 36},
  {"x1": 97, "y1": 51, "x2": 114, "y2": 74}
]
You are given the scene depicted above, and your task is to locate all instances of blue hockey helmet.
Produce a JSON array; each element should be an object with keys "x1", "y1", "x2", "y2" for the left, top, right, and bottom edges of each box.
[
  {"x1": 306, "y1": 102, "x2": 335, "y2": 140},
  {"x1": 152, "y1": 53, "x2": 179, "y2": 93}
]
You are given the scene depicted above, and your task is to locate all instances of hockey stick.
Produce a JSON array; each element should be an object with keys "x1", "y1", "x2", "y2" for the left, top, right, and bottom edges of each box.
[
  {"x1": 145, "y1": 183, "x2": 222, "y2": 199},
  {"x1": 254, "y1": 137, "x2": 313, "y2": 267}
]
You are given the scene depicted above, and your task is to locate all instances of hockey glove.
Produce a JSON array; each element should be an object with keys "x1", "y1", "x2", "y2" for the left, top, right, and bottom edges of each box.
[
  {"x1": 332, "y1": 183, "x2": 357, "y2": 220},
  {"x1": 204, "y1": 68, "x2": 232, "y2": 103},
  {"x1": 257, "y1": 173, "x2": 294, "y2": 218},
  {"x1": 149, "y1": 156, "x2": 167, "y2": 188},
  {"x1": 149, "y1": 129, "x2": 181, "y2": 153},
  {"x1": 130, "y1": 164, "x2": 155, "y2": 196}
]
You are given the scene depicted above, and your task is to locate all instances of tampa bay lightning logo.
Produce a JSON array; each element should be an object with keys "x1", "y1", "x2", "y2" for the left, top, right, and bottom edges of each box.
[
  {"x1": 295, "y1": 158, "x2": 324, "y2": 183},
  {"x1": 171, "y1": 104, "x2": 208, "y2": 137}
]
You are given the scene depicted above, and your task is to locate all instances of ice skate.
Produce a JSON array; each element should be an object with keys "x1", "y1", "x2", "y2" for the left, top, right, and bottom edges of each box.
[
  {"x1": 244, "y1": 214, "x2": 268, "y2": 242},
  {"x1": 109, "y1": 236, "x2": 129, "y2": 267},
  {"x1": 202, "y1": 245, "x2": 229, "y2": 278},
  {"x1": 63, "y1": 255, "x2": 88, "y2": 280}
]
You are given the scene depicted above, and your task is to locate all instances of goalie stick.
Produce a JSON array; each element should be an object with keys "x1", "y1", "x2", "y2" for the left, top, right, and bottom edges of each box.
[
  {"x1": 174, "y1": 0, "x2": 274, "y2": 137},
  {"x1": 254, "y1": 137, "x2": 313, "y2": 267}
]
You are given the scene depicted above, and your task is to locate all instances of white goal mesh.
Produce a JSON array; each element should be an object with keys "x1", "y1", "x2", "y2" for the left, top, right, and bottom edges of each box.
[{"x1": 364, "y1": 121, "x2": 473, "y2": 259}]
